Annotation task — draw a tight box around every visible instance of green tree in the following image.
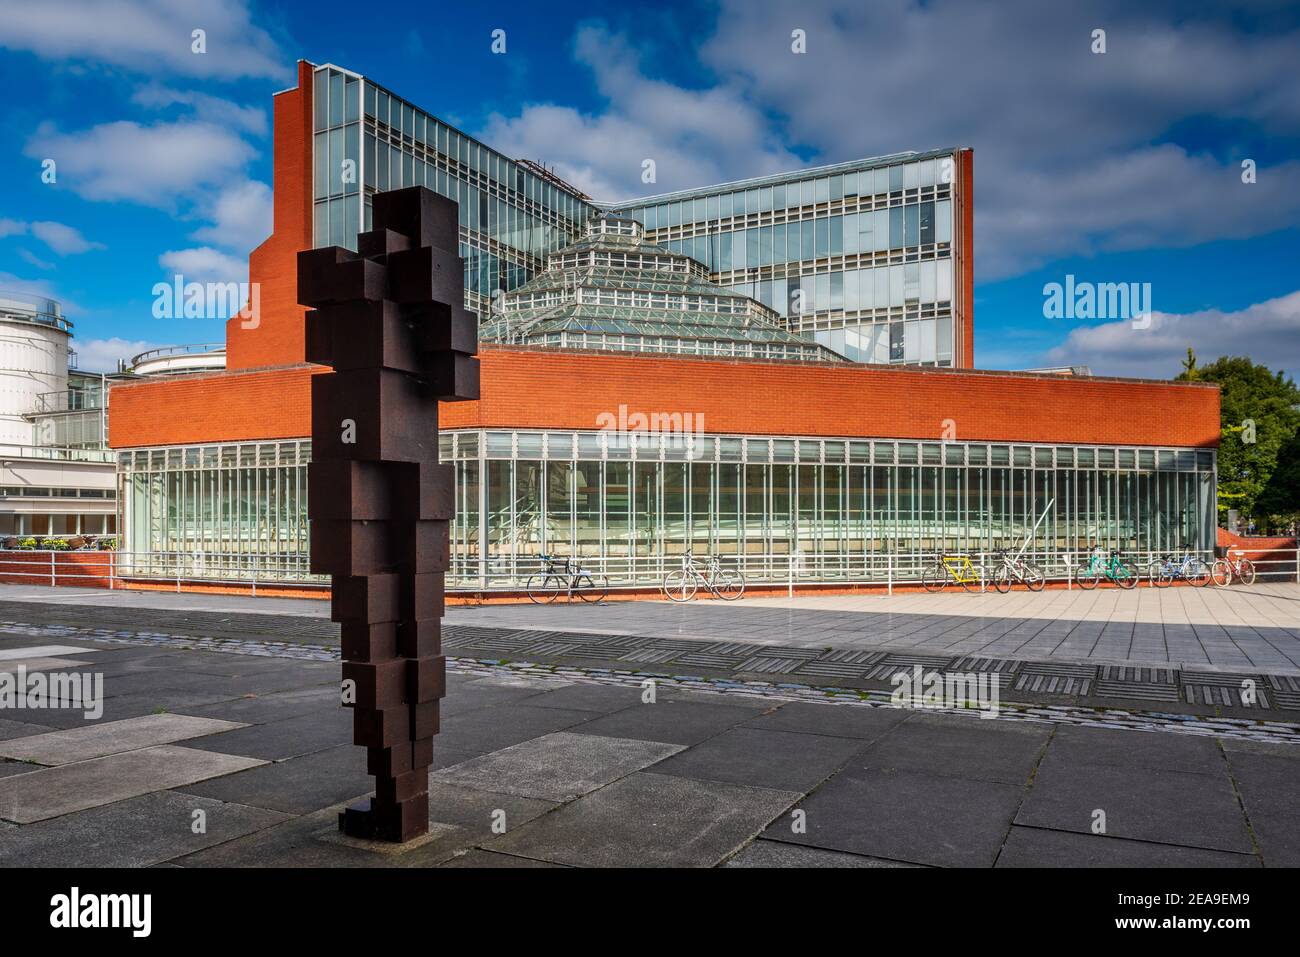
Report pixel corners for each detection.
[1177,356,1300,528]
[1256,430,1300,528]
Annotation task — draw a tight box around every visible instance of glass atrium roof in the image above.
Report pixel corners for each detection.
[479,217,842,363]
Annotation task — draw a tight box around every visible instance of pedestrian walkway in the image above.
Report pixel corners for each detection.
[0,626,1294,868]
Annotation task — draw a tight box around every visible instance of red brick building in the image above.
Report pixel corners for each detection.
[108,60,1220,592]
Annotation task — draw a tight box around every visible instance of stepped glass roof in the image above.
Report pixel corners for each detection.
[479,217,842,363]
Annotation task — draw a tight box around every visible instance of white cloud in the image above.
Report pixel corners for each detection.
[191,180,272,256]
[480,24,803,200]
[1045,290,1300,379]
[158,246,248,283]
[0,0,287,80]
[70,337,161,373]
[0,272,80,312]
[16,249,54,271]
[698,0,1300,280]
[26,119,253,207]
[130,83,268,136]
[0,219,26,239]
[29,221,105,255]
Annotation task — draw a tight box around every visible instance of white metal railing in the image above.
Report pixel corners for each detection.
[1,546,1293,595]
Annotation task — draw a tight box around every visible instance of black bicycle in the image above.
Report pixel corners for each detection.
[527,554,609,604]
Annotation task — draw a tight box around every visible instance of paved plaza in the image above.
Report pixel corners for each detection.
[0,584,1295,867]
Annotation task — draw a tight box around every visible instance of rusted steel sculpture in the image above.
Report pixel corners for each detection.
[299,186,478,842]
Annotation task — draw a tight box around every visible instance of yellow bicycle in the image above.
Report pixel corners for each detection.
[921,554,985,593]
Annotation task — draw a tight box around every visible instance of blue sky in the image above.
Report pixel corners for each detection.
[1,0,1298,377]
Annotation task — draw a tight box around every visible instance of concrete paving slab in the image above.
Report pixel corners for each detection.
[184,709,351,761]
[0,790,290,867]
[996,826,1260,867]
[0,718,54,741]
[568,699,770,746]
[174,686,338,724]
[0,745,265,823]
[1223,750,1300,866]
[432,731,682,802]
[433,704,598,753]
[0,761,39,778]
[652,727,864,792]
[1038,723,1226,774]
[766,765,1025,867]
[738,701,911,740]
[516,683,645,713]
[0,657,91,673]
[487,771,797,867]
[0,713,246,765]
[440,849,566,868]
[180,744,371,815]
[855,712,1050,785]
[725,839,921,868]
[1014,761,1252,853]
[0,645,95,661]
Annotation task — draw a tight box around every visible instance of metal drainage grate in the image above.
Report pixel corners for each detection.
[1098,665,1179,684]
[1015,663,1097,696]
[949,656,1024,674]
[1266,675,1300,710]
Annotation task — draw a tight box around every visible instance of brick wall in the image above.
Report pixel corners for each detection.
[224,59,314,371]
[109,346,1220,450]
[0,551,115,588]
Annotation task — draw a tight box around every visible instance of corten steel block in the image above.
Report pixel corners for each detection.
[309,459,454,521]
[331,574,401,624]
[298,248,386,307]
[304,186,476,844]
[310,369,439,463]
[396,619,441,659]
[306,300,477,374]
[385,245,467,307]
[339,621,398,662]
[342,659,409,711]
[407,656,446,704]
[372,187,459,253]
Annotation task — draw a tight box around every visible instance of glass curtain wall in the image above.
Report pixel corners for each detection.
[610,153,959,366]
[118,432,1216,588]
[310,65,595,317]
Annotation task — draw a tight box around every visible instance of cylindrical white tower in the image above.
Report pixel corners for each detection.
[0,292,71,446]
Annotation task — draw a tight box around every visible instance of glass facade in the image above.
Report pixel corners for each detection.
[311,64,595,318]
[479,217,841,362]
[117,432,1217,588]
[608,152,961,366]
[310,64,963,368]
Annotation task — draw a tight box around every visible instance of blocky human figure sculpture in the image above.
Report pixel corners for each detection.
[298,186,479,842]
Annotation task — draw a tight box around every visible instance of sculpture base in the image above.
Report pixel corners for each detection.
[338,795,429,843]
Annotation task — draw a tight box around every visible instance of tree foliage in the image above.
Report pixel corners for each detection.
[1177,355,1300,528]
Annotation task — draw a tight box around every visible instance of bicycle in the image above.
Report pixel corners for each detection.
[1211,550,1256,587]
[921,554,984,593]
[661,552,745,602]
[526,554,609,604]
[991,549,1046,593]
[1074,549,1138,589]
[1146,545,1211,588]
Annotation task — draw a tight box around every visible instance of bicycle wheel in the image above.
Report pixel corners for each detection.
[526,574,559,604]
[1075,564,1100,590]
[1185,559,1211,587]
[1114,561,1138,590]
[1023,562,1046,592]
[921,563,948,592]
[573,572,608,603]
[960,564,986,593]
[1147,561,1168,587]
[993,566,1011,594]
[1210,558,1232,587]
[712,568,745,601]
[1237,559,1256,586]
[662,569,698,602]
